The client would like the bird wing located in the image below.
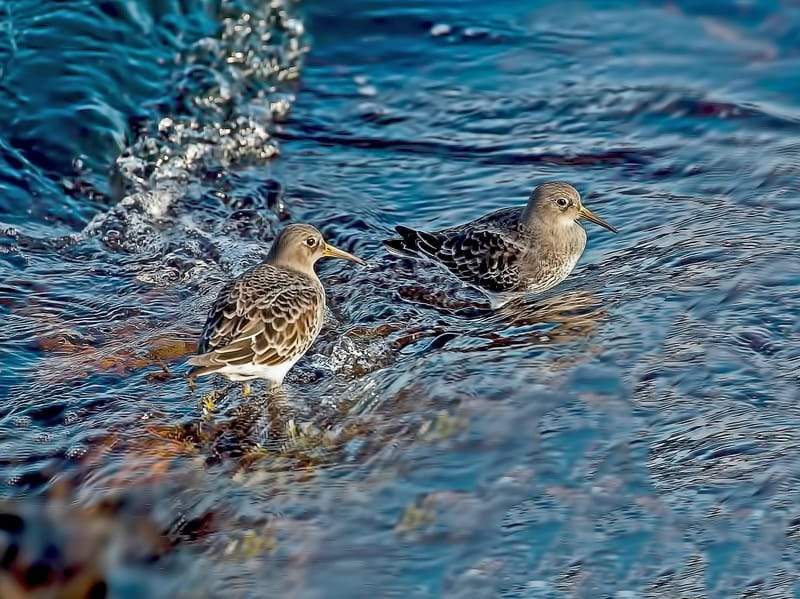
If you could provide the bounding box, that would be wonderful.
[430,227,524,292]
[390,221,524,293]
[190,267,323,372]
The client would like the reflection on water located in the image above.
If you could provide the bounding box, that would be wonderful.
[2,0,800,595]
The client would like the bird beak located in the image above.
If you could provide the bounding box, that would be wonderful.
[322,242,366,265]
[578,205,618,233]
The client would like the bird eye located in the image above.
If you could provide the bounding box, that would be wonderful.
[305,236,318,247]
[556,197,569,208]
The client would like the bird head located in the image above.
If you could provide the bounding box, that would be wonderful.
[268,223,365,273]
[523,182,617,233]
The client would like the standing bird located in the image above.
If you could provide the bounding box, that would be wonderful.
[384,182,617,308]
[188,224,364,391]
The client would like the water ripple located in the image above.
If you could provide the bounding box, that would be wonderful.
[1,0,800,596]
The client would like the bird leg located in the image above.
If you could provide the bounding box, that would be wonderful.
[157,356,172,377]
[242,382,252,397]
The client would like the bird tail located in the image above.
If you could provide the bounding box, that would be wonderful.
[186,352,221,379]
[383,225,440,259]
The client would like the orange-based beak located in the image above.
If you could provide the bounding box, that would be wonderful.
[322,242,366,265]
[578,205,618,233]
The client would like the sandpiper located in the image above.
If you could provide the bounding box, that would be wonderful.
[384,182,617,308]
[188,224,364,391]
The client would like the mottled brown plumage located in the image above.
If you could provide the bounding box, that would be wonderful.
[188,224,364,387]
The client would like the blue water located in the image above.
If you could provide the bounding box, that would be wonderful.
[2,0,800,596]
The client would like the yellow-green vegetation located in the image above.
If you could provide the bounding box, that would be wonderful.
[395,500,436,536]
[200,390,223,420]
[224,528,278,560]
[418,410,469,442]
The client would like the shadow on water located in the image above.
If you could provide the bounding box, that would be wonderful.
[1,0,800,595]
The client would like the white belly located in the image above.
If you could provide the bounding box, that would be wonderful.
[483,253,581,309]
[214,357,300,385]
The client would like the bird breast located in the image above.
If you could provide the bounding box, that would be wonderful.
[521,223,586,293]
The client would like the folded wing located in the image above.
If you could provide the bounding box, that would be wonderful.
[385,224,523,293]
[188,267,322,377]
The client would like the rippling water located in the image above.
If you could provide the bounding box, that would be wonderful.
[2,0,800,595]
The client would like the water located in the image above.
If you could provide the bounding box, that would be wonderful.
[1,0,800,595]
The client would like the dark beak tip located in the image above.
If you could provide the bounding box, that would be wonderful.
[581,208,618,234]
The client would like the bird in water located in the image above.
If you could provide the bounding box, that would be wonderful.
[384,181,617,309]
[188,224,364,393]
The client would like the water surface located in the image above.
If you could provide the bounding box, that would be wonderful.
[1,0,800,596]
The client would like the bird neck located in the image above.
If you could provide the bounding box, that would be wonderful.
[522,217,586,248]
[268,257,319,280]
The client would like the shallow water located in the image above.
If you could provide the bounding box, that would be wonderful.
[1,0,800,596]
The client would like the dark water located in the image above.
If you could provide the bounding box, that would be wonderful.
[1,0,800,595]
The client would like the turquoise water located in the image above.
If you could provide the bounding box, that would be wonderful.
[1,0,800,596]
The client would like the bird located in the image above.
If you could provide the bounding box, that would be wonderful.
[384,181,617,309]
[187,223,365,392]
